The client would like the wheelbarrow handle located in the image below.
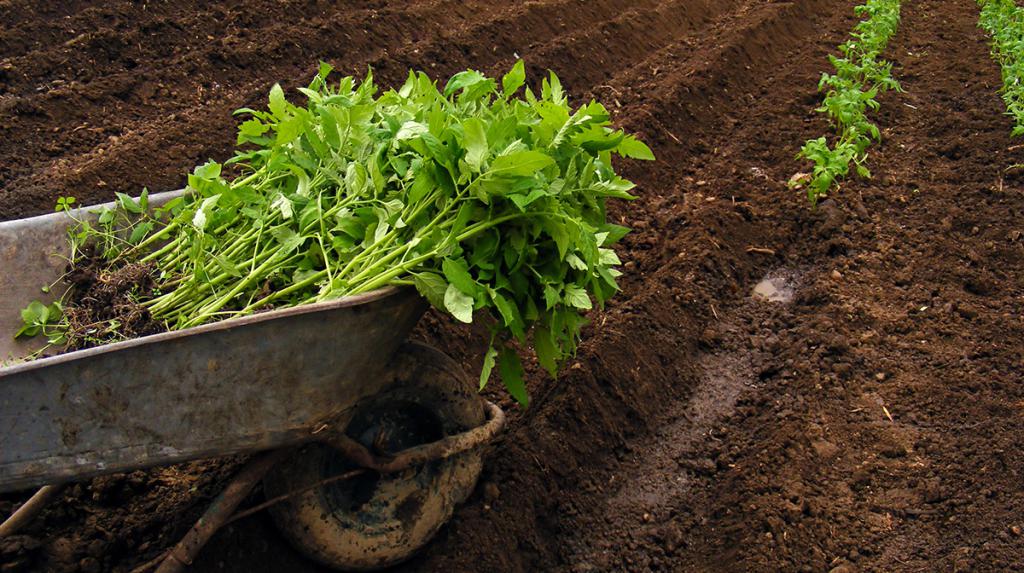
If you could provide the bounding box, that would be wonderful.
[323,400,506,473]
[0,482,67,537]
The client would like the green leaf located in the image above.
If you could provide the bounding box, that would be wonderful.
[566,253,588,271]
[193,160,222,181]
[14,324,40,339]
[213,254,243,277]
[21,301,48,324]
[599,223,631,244]
[509,189,547,211]
[444,69,490,97]
[489,150,555,177]
[543,284,561,310]
[414,272,448,310]
[345,163,368,196]
[498,346,529,407]
[271,226,305,253]
[480,344,498,390]
[502,60,526,98]
[616,134,655,160]
[442,258,477,296]
[462,118,488,173]
[269,83,288,118]
[239,118,269,140]
[408,169,435,205]
[129,222,155,245]
[395,121,429,141]
[534,323,559,377]
[444,283,475,323]
[490,289,525,341]
[272,193,293,220]
[116,192,143,214]
[564,285,592,310]
[598,248,621,266]
[591,177,637,199]
[192,194,221,231]
[97,208,115,225]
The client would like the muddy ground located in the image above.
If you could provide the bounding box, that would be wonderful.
[1,0,1023,571]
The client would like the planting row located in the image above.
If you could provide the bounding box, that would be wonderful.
[978,0,1024,136]
[796,0,902,205]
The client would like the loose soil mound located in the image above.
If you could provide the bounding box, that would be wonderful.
[1,0,1022,572]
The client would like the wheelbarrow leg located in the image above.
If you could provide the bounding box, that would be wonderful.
[154,448,293,573]
[0,482,67,537]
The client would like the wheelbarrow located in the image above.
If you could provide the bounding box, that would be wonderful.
[0,190,505,571]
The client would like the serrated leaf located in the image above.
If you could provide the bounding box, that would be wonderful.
[598,248,621,266]
[192,194,221,231]
[444,69,489,97]
[599,224,631,244]
[213,254,242,277]
[269,83,287,118]
[97,208,115,225]
[564,285,592,310]
[509,188,547,211]
[414,272,448,310]
[616,134,655,160]
[271,226,304,253]
[566,253,588,271]
[490,150,554,177]
[543,284,561,310]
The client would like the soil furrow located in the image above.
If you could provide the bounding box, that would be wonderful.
[621,0,1024,570]
[0,0,644,219]
[0,0,484,195]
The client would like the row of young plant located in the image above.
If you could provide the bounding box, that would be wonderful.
[796,0,902,205]
[18,61,653,405]
[978,0,1024,136]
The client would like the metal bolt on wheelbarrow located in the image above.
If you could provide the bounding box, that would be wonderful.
[0,190,505,571]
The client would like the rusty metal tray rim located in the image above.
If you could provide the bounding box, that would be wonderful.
[0,286,405,377]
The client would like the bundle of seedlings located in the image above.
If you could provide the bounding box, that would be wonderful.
[16,61,654,404]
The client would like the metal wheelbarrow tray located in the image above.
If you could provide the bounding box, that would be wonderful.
[0,191,504,570]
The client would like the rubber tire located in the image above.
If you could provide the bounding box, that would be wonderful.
[263,342,485,571]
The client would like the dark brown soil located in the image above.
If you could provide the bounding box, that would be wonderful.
[2,0,1023,572]
[59,254,163,350]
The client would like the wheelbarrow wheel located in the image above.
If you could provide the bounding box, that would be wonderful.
[263,341,485,571]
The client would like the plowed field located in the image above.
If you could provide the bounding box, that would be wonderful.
[1,0,1022,571]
